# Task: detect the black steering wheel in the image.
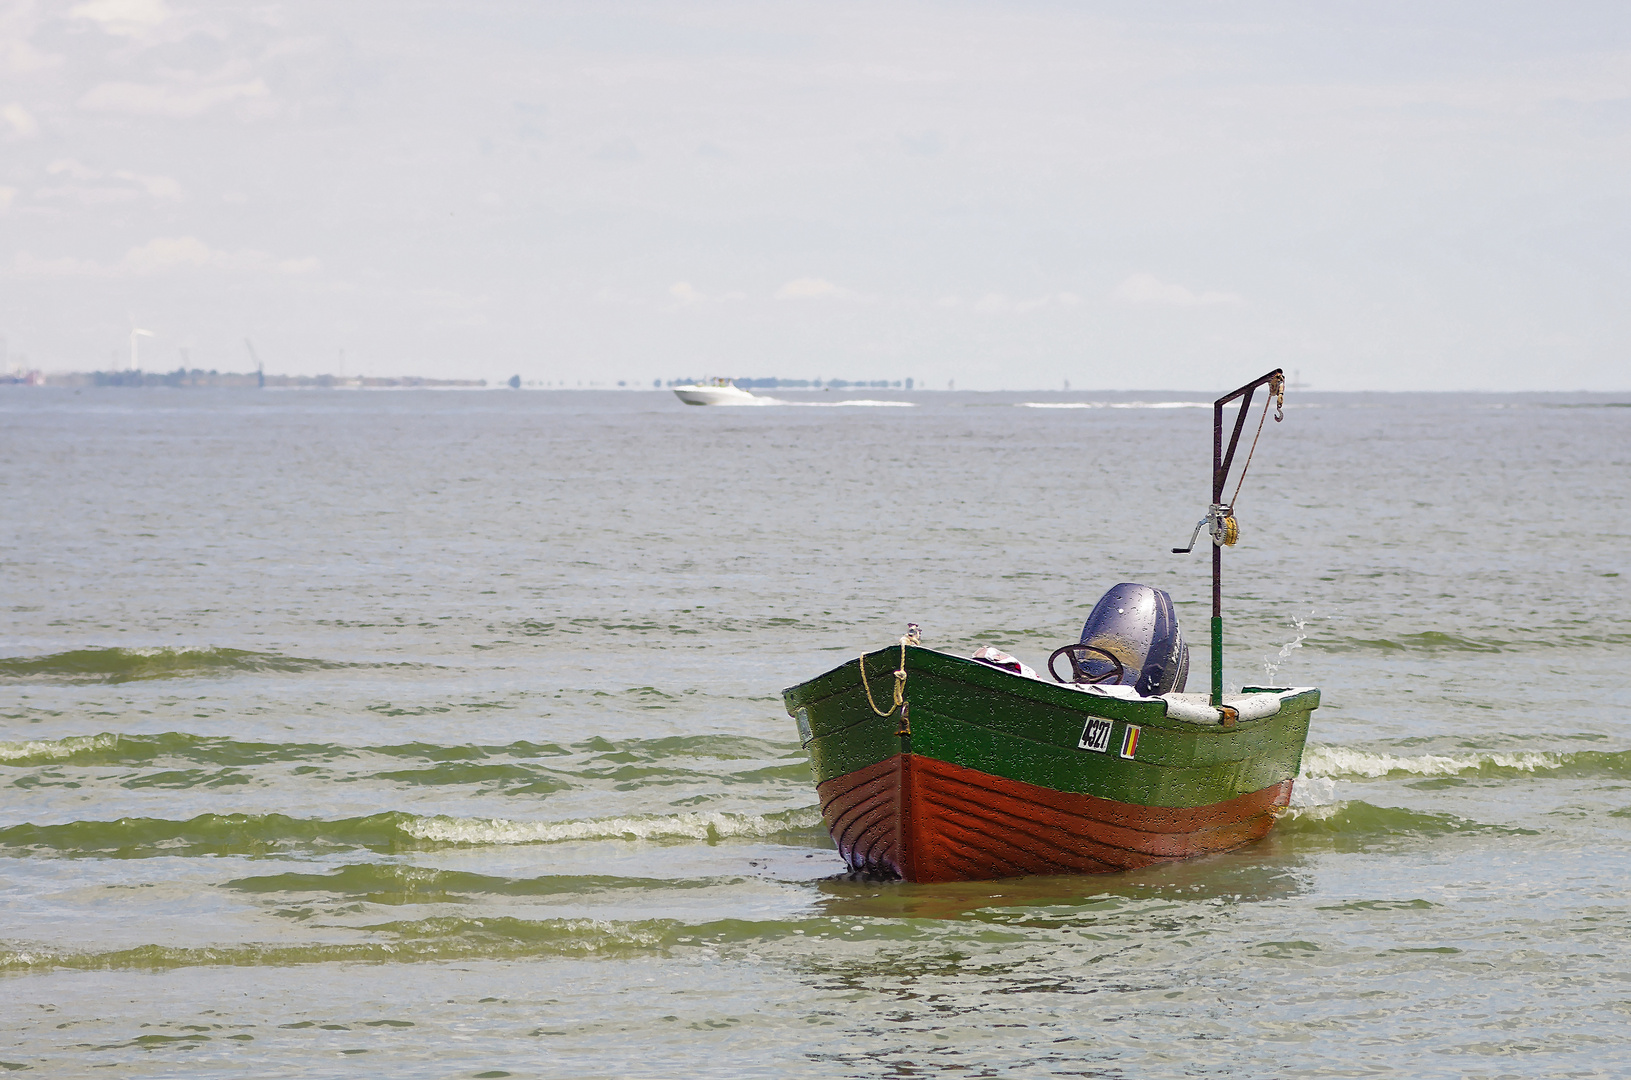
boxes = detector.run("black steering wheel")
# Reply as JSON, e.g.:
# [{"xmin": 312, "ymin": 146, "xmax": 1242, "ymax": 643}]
[{"xmin": 1048, "ymin": 643, "xmax": 1126, "ymax": 686}]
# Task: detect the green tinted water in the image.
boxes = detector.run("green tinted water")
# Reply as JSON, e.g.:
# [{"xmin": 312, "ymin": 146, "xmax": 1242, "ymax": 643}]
[{"xmin": 2, "ymin": 387, "xmax": 1628, "ymax": 1077}]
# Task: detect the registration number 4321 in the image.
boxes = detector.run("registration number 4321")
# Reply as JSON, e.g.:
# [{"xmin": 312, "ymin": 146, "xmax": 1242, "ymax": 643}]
[
  {"xmin": 1079, "ymin": 718, "xmax": 1141, "ymax": 760},
  {"xmin": 1077, "ymin": 718, "xmax": 1113, "ymax": 754}
]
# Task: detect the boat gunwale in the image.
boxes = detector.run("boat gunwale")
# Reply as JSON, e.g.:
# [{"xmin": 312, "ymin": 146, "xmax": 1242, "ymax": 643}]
[{"xmin": 783, "ymin": 645, "xmax": 1318, "ymax": 736}]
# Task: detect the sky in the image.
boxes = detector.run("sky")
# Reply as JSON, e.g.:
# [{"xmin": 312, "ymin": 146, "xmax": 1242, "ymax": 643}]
[{"xmin": 2, "ymin": 0, "xmax": 1628, "ymax": 390}]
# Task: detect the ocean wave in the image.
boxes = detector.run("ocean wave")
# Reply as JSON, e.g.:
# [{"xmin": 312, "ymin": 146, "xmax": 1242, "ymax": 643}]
[
  {"xmin": 0, "ymin": 732, "xmax": 127, "ymax": 764},
  {"xmin": 1321, "ymin": 631, "xmax": 1508, "ymax": 654},
  {"xmin": 1299, "ymin": 744, "xmax": 1631, "ymax": 780},
  {"xmin": 401, "ymin": 807, "xmax": 824, "ymax": 845},
  {"xmin": 1278, "ymin": 800, "xmax": 1537, "ymax": 841},
  {"xmin": 0, "ymin": 918, "xmax": 681, "ymax": 970},
  {"xmin": 1289, "ymin": 775, "xmax": 1339, "ymax": 806},
  {"xmin": 0, "ymin": 731, "xmax": 791, "ymax": 773},
  {"xmin": 0, "ymin": 731, "xmax": 359, "ymax": 768},
  {"xmin": 0, "ymin": 646, "xmax": 342, "ymax": 684},
  {"xmin": 0, "ymin": 913, "xmax": 897, "ymax": 971},
  {"xmin": 222, "ymin": 863, "xmax": 737, "ymax": 900},
  {"xmin": 0, "ymin": 807, "xmax": 827, "ymax": 858},
  {"xmin": 1325, "ymin": 630, "xmax": 1631, "ymax": 652}
]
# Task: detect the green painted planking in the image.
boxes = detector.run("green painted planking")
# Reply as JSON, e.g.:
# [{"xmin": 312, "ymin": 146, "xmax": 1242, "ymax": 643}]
[{"xmin": 787, "ymin": 646, "xmax": 1316, "ymax": 811}]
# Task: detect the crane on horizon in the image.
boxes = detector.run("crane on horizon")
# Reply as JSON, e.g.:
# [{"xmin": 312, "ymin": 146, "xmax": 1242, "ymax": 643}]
[{"xmin": 243, "ymin": 339, "xmax": 265, "ymax": 389}]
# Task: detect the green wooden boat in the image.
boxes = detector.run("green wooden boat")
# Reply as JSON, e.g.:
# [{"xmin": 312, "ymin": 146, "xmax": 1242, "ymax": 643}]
[{"xmin": 782, "ymin": 369, "xmax": 1317, "ymax": 882}]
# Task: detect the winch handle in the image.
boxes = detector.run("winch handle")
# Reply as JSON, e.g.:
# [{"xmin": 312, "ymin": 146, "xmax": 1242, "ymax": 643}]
[
  {"xmin": 1173, "ymin": 504, "xmax": 1238, "ymax": 553},
  {"xmin": 1172, "ymin": 517, "xmax": 1208, "ymax": 554}
]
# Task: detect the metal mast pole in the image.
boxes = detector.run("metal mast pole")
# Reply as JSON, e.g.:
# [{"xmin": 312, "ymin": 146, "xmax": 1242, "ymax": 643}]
[
  {"xmin": 1210, "ymin": 370, "xmax": 1282, "ymax": 705},
  {"xmin": 1173, "ymin": 369, "xmax": 1284, "ymax": 708},
  {"xmin": 1211, "ymin": 399, "xmax": 1225, "ymax": 707}
]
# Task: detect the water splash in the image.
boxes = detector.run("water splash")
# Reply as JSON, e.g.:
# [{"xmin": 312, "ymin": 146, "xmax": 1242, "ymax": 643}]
[{"xmin": 1263, "ymin": 609, "xmax": 1313, "ymax": 680}]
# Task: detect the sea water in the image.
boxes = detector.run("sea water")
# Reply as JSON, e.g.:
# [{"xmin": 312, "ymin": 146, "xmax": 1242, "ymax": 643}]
[{"xmin": 1, "ymin": 387, "xmax": 1627, "ymax": 1078}]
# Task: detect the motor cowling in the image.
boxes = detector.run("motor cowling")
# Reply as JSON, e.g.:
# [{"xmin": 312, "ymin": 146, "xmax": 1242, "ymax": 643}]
[{"xmin": 1077, "ymin": 583, "xmax": 1189, "ymax": 696}]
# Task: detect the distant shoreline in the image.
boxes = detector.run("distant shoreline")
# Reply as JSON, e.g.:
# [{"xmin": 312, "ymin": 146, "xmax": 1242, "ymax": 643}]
[
  {"xmin": 3, "ymin": 374, "xmax": 1627, "ymax": 397},
  {"xmin": 6, "ymin": 369, "xmax": 488, "ymax": 389}
]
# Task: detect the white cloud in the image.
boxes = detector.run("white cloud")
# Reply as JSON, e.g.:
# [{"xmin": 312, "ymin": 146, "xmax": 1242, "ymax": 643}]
[
  {"xmin": 6, "ymin": 236, "xmax": 317, "ymax": 278},
  {"xmin": 971, "ymin": 291, "xmax": 1083, "ymax": 315},
  {"xmin": 35, "ymin": 185, "xmax": 139, "ymax": 206},
  {"xmin": 111, "ymin": 170, "xmax": 182, "ymax": 199},
  {"xmin": 1111, "ymin": 273, "xmax": 1243, "ymax": 307},
  {"xmin": 117, "ymin": 236, "xmax": 312, "ymax": 275},
  {"xmin": 2, "ymin": 102, "xmax": 37, "ymax": 137},
  {"xmin": 37, "ymin": 161, "xmax": 182, "ymax": 203},
  {"xmin": 69, "ymin": 0, "xmax": 174, "ymax": 36},
  {"xmin": 8, "ymin": 252, "xmax": 101, "ymax": 277},
  {"xmin": 666, "ymin": 281, "xmax": 745, "ymax": 307},
  {"xmin": 0, "ymin": 4, "xmax": 62, "ymax": 76},
  {"xmin": 0, "ymin": 187, "xmax": 16, "ymax": 212},
  {"xmin": 79, "ymin": 79, "xmax": 270, "ymax": 118},
  {"xmin": 47, "ymin": 158, "xmax": 100, "ymax": 180},
  {"xmin": 776, "ymin": 276, "xmax": 846, "ymax": 299}
]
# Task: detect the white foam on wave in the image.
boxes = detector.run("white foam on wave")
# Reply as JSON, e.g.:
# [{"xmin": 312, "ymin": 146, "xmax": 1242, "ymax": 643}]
[
  {"xmin": 1283, "ymin": 800, "xmax": 1346, "ymax": 821},
  {"xmin": 1017, "ymin": 401, "xmax": 1210, "ymax": 410},
  {"xmin": 771, "ymin": 398, "xmax": 915, "ymax": 408},
  {"xmin": 1289, "ymin": 775, "xmax": 1340, "ymax": 807},
  {"xmin": 1300, "ymin": 745, "xmax": 1562, "ymax": 779},
  {"xmin": 400, "ymin": 807, "xmax": 825, "ymax": 846},
  {"xmin": 0, "ymin": 732, "xmax": 121, "ymax": 763}
]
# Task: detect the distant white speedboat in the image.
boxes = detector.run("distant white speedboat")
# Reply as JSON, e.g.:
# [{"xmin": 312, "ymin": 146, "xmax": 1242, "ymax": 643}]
[{"xmin": 672, "ymin": 379, "xmax": 761, "ymax": 406}]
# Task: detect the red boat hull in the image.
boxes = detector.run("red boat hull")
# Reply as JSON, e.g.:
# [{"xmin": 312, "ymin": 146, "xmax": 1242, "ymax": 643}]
[{"xmin": 817, "ymin": 753, "xmax": 1293, "ymax": 882}]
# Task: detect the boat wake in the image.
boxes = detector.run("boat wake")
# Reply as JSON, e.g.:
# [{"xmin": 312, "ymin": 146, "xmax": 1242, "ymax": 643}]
[{"xmin": 739, "ymin": 397, "xmax": 914, "ymax": 408}]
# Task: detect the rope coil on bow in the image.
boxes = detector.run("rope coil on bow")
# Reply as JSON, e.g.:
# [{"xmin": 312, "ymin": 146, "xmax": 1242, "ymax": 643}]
[{"xmin": 858, "ymin": 634, "xmax": 912, "ymax": 719}]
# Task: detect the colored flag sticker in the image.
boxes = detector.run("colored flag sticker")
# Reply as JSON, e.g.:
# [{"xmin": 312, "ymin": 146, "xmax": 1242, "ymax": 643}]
[
  {"xmin": 1119, "ymin": 724, "xmax": 1141, "ymax": 760},
  {"xmin": 1078, "ymin": 717, "xmax": 1113, "ymax": 753}
]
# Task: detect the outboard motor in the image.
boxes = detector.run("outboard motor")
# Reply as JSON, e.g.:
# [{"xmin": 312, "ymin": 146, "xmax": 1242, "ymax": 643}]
[{"xmin": 1052, "ymin": 583, "xmax": 1189, "ymax": 695}]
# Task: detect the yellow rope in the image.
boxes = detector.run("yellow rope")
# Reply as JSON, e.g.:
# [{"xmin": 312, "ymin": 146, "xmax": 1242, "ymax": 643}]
[
  {"xmin": 1229, "ymin": 373, "xmax": 1284, "ymax": 512},
  {"xmin": 858, "ymin": 637, "xmax": 909, "ymax": 718}
]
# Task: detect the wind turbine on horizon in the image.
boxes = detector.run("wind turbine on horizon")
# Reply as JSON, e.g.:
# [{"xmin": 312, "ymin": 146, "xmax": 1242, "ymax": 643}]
[{"xmin": 128, "ymin": 324, "xmax": 154, "ymax": 371}]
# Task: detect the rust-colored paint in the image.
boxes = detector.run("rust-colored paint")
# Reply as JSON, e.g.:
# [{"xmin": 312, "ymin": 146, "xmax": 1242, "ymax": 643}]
[{"xmin": 817, "ymin": 753, "xmax": 1293, "ymax": 883}]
